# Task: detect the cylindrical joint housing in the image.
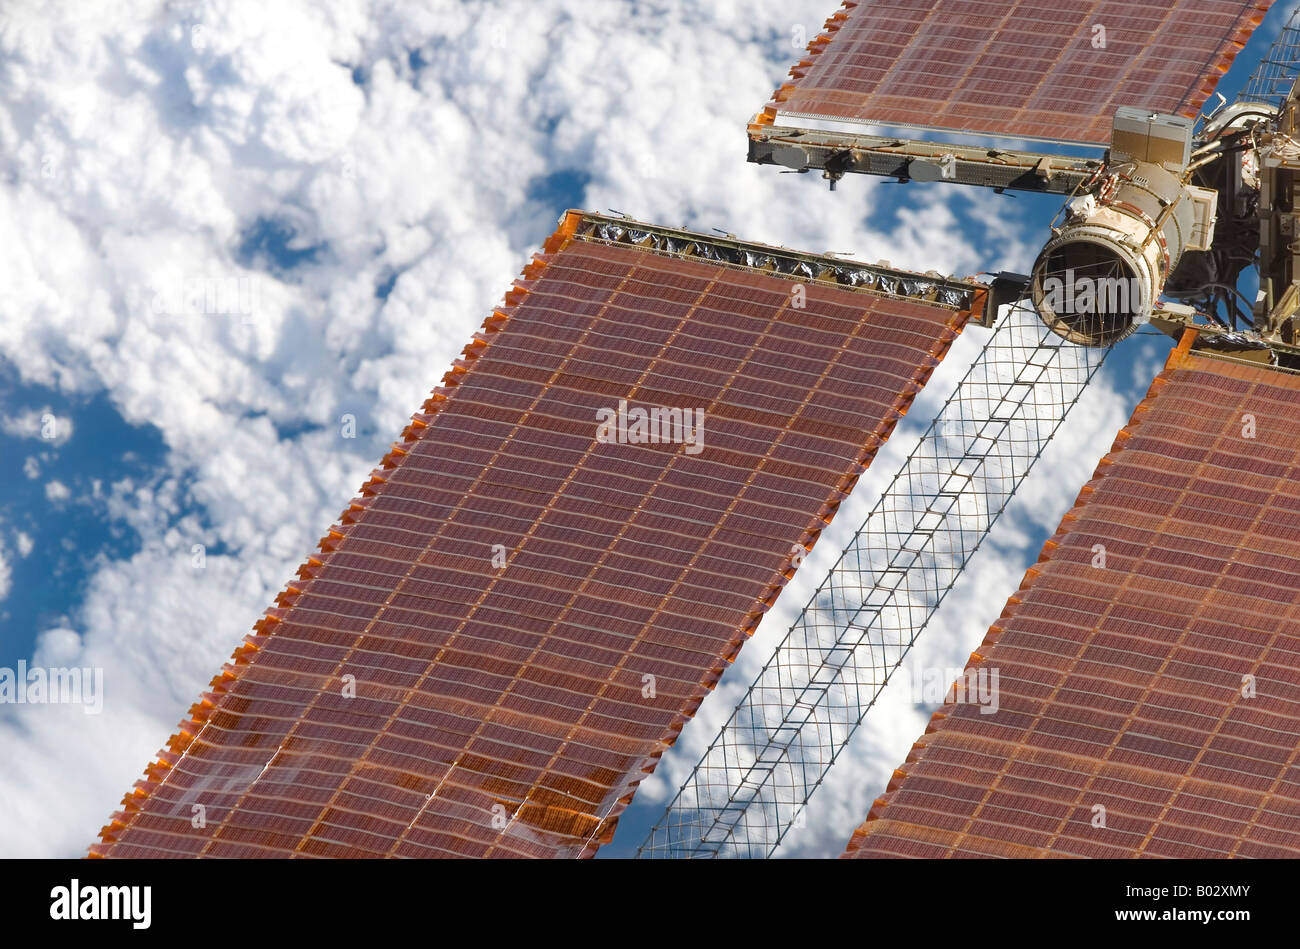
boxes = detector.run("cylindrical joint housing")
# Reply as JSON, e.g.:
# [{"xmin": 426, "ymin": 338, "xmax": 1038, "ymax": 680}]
[{"xmin": 1030, "ymin": 161, "xmax": 1201, "ymax": 346}]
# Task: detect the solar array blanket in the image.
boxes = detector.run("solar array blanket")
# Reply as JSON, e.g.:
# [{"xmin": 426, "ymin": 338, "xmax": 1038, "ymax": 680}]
[
  {"xmin": 93, "ymin": 212, "xmax": 984, "ymax": 858},
  {"xmin": 757, "ymin": 0, "xmax": 1272, "ymax": 146}
]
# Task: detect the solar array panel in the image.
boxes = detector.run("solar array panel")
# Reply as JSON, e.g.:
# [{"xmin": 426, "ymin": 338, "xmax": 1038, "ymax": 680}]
[
  {"xmin": 92, "ymin": 211, "xmax": 985, "ymax": 859},
  {"xmin": 758, "ymin": 0, "xmax": 1272, "ymax": 146},
  {"xmin": 844, "ymin": 339, "xmax": 1300, "ymax": 858}
]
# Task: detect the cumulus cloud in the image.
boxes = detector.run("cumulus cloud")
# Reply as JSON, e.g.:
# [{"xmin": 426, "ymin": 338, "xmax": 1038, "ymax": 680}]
[
  {"xmin": 43, "ymin": 480, "xmax": 71, "ymax": 504},
  {"xmin": 0, "ymin": 0, "xmax": 1100, "ymax": 859},
  {"xmin": 0, "ymin": 406, "xmax": 72, "ymax": 445}
]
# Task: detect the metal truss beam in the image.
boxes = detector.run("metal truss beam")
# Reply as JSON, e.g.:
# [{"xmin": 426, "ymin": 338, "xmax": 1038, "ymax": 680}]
[
  {"xmin": 572, "ymin": 212, "xmax": 989, "ymax": 317},
  {"xmin": 747, "ymin": 124, "xmax": 1101, "ymax": 194}
]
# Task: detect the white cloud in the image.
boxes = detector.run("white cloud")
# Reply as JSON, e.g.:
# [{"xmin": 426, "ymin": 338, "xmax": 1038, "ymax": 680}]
[
  {"xmin": 0, "ymin": 0, "xmax": 1087, "ymax": 859},
  {"xmin": 15, "ymin": 532, "xmax": 34, "ymax": 558},
  {"xmin": 0, "ymin": 407, "xmax": 72, "ymax": 445},
  {"xmin": 0, "ymin": 542, "xmax": 10, "ymax": 601},
  {"xmin": 43, "ymin": 479, "xmax": 71, "ymax": 504}
]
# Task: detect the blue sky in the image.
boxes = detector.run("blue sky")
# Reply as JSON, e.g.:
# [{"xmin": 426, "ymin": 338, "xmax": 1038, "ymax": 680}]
[{"xmin": 0, "ymin": 0, "xmax": 1290, "ymax": 858}]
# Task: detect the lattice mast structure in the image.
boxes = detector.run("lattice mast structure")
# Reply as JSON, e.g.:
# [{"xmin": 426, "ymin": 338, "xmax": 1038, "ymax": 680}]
[
  {"xmin": 1242, "ymin": 4, "xmax": 1300, "ymax": 106},
  {"xmin": 640, "ymin": 306, "xmax": 1108, "ymax": 857}
]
